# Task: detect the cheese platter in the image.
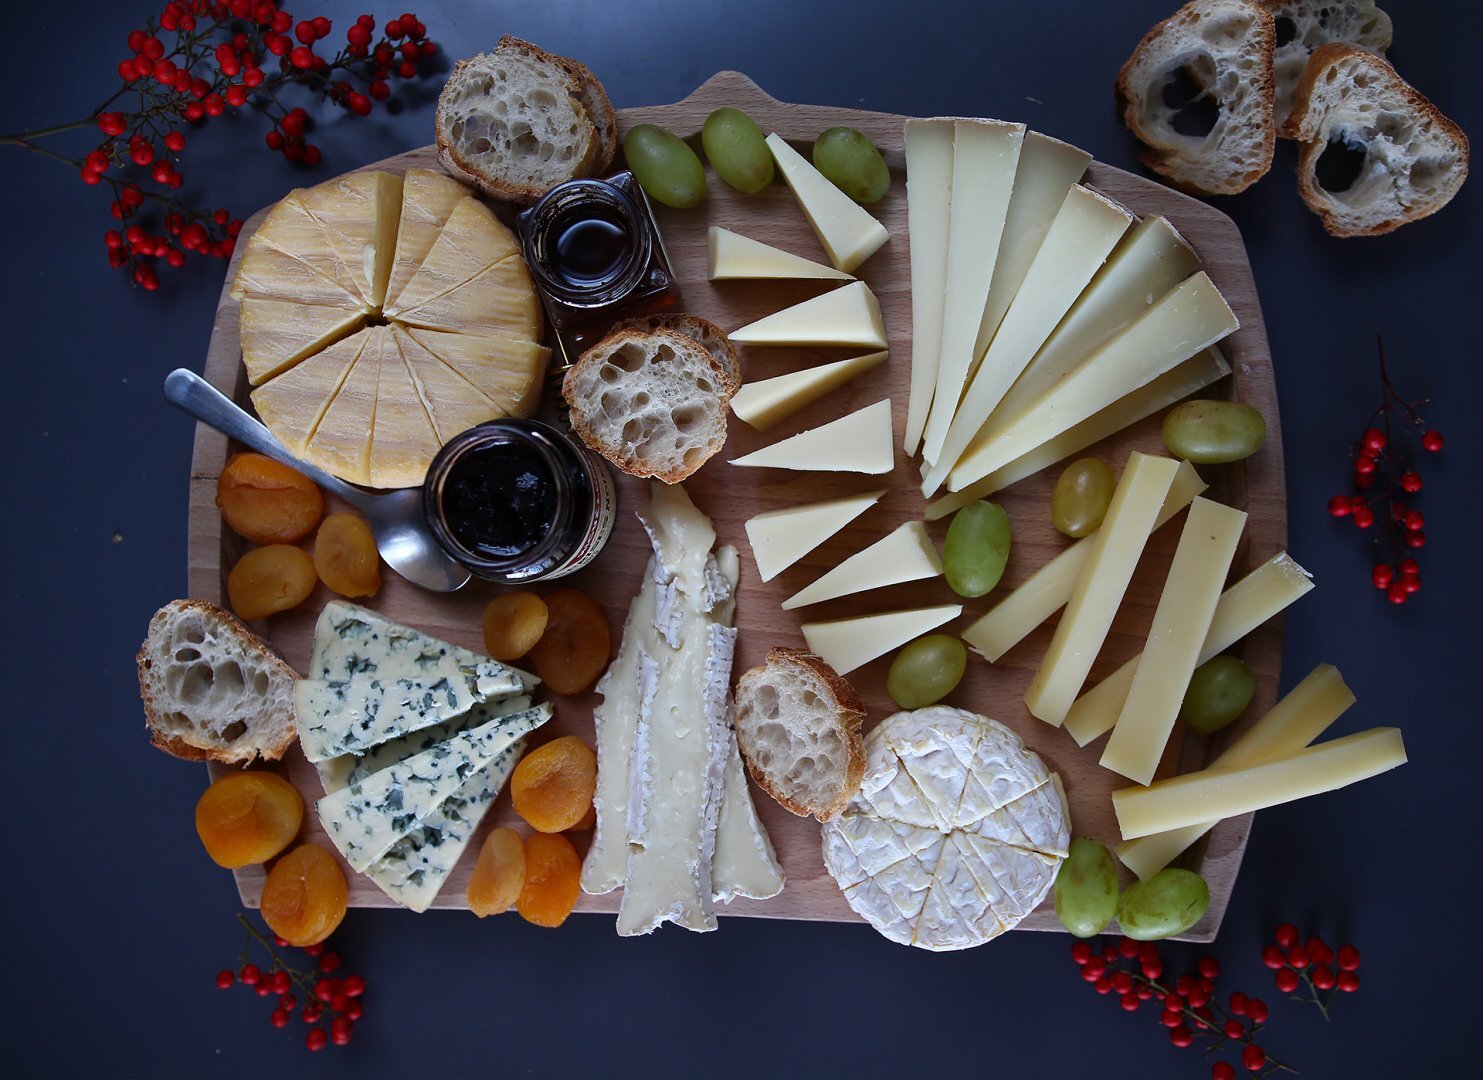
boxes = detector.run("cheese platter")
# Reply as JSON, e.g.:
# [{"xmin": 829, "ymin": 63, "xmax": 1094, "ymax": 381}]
[{"xmin": 183, "ymin": 68, "xmax": 1295, "ymax": 942}]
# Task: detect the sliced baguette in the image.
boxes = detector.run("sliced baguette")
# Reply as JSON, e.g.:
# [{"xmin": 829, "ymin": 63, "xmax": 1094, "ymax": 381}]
[
  {"xmin": 611, "ymin": 313, "xmax": 741, "ymax": 389},
  {"xmin": 560, "ymin": 54, "xmax": 618, "ymax": 175},
  {"xmin": 1262, "ymin": 1, "xmax": 1392, "ymax": 133},
  {"xmin": 1289, "ymin": 43, "xmax": 1470, "ymax": 236},
  {"xmin": 1116, "ymin": 0, "xmax": 1277, "ymax": 195},
  {"xmin": 136, "ymin": 600, "xmax": 298, "ymax": 764},
  {"xmin": 733, "ymin": 648, "xmax": 866, "ymax": 823},
  {"xmin": 563, "ymin": 327, "xmax": 731, "ymax": 483}
]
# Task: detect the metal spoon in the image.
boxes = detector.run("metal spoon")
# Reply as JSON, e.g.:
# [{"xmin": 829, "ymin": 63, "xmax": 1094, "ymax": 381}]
[{"xmin": 164, "ymin": 368, "xmax": 471, "ymax": 593}]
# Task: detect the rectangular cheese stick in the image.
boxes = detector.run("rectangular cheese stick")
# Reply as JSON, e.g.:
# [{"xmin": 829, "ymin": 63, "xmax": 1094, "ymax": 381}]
[
  {"xmin": 1100, "ymin": 498, "xmax": 1248, "ymax": 785},
  {"xmin": 1112, "ymin": 727, "xmax": 1407, "ymax": 840},
  {"xmin": 961, "ymin": 460, "xmax": 1205, "ymax": 662},
  {"xmin": 1116, "ymin": 665, "xmax": 1355, "ymax": 880},
  {"xmin": 1063, "ymin": 551, "xmax": 1315, "ymax": 746},
  {"xmin": 1024, "ymin": 452, "xmax": 1180, "ymax": 726},
  {"xmin": 902, "ymin": 118, "xmax": 955, "ymax": 455}
]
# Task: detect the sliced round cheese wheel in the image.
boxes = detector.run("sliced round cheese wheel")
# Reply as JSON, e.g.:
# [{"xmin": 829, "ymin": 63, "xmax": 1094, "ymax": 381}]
[{"xmin": 821, "ymin": 706, "xmax": 1069, "ymax": 951}]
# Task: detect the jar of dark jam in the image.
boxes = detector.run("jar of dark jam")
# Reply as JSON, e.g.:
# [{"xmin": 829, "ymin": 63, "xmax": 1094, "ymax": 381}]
[{"xmin": 421, "ymin": 419, "xmax": 617, "ymax": 583}]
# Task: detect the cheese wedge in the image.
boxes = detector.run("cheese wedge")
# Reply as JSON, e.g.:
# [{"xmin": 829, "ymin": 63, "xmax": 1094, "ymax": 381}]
[
  {"xmin": 1063, "ymin": 552, "xmax": 1315, "ymax": 746},
  {"xmin": 303, "ymin": 326, "xmax": 382, "ymax": 485},
  {"xmin": 804, "ymin": 604, "xmax": 962, "ymax": 675},
  {"xmin": 902, "ymin": 117, "xmax": 955, "ymax": 455},
  {"xmin": 382, "ymin": 197, "xmax": 521, "ymax": 317},
  {"xmin": 393, "ymin": 326, "xmax": 502, "ymax": 442},
  {"xmin": 765, "ymin": 133, "xmax": 889, "ymax": 272},
  {"xmin": 729, "ymin": 351, "xmax": 888, "ymax": 431},
  {"xmin": 369, "ymin": 330, "xmax": 443, "ymax": 488},
  {"xmin": 743, "ymin": 489, "xmax": 885, "ymax": 581},
  {"xmin": 231, "ymin": 227, "xmax": 365, "ymax": 307},
  {"xmin": 1116, "ymin": 664, "xmax": 1354, "ymax": 881},
  {"xmin": 920, "ymin": 119, "xmax": 1025, "ymax": 465},
  {"xmin": 707, "ymin": 226, "xmax": 853, "ymax": 280},
  {"xmin": 401, "ymin": 326, "xmax": 548, "ymax": 418},
  {"xmin": 924, "ymin": 184, "xmax": 1132, "ymax": 494},
  {"xmin": 1112, "ymin": 728, "xmax": 1407, "ymax": 841},
  {"xmin": 383, "ymin": 167, "xmax": 471, "ymax": 310},
  {"xmin": 960, "ymin": 460, "xmax": 1206, "ymax": 661},
  {"xmin": 783, "ymin": 521, "xmax": 943, "ymax": 609},
  {"xmin": 948, "ymin": 272, "xmax": 1238, "ymax": 491},
  {"xmin": 728, "ymin": 281, "xmax": 887, "ymax": 349},
  {"xmin": 972, "ymin": 131, "xmax": 1093, "ymax": 360},
  {"xmin": 1099, "ymin": 498, "xmax": 1248, "ymax": 785},
  {"xmin": 1024, "ymin": 453, "xmax": 1179, "ymax": 726},
  {"xmin": 392, "ymin": 253, "xmax": 541, "ymax": 341},
  {"xmin": 249, "ymin": 329, "xmax": 368, "ymax": 455},
  {"xmin": 712, "ymin": 724, "xmax": 787, "ymax": 903},
  {"xmin": 730, "ymin": 399, "xmax": 893, "ymax": 474},
  {"xmin": 239, "ymin": 299, "xmax": 366, "ymax": 386},
  {"xmin": 297, "ymin": 171, "xmax": 403, "ymax": 308}
]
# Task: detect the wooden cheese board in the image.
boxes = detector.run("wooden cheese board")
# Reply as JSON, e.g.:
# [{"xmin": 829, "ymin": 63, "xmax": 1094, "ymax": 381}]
[{"xmin": 190, "ymin": 71, "xmax": 1286, "ymax": 942}]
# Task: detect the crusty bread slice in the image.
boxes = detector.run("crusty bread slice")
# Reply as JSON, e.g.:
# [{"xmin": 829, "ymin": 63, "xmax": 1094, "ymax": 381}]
[
  {"xmin": 733, "ymin": 648, "xmax": 866, "ymax": 823},
  {"xmin": 1116, "ymin": 0, "xmax": 1277, "ymax": 195},
  {"xmin": 137, "ymin": 600, "xmax": 298, "ymax": 764},
  {"xmin": 436, "ymin": 36, "xmax": 601, "ymax": 203},
  {"xmin": 560, "ymin": 55, "xmax": 618, "ymax": 176},
  {"xmin": 1289, "ymin": 43, "xmax": 1470, "ymax": 236},
  {"xmin": 563, "ymin": 326, "xmax": 731, "ymax": 483},
  {"xmin": 611, "ymin": 313, "xmax": 741, "ymax": 391},
  {"xmin": 1262, "ymin": 1, "xmax": 1392, "ymax": 133}
]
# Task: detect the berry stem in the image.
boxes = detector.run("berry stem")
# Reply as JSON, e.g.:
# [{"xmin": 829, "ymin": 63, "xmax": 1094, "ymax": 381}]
[{"xmin": 235, "ymin": 914, "xmax": 322, "ymax": 999}]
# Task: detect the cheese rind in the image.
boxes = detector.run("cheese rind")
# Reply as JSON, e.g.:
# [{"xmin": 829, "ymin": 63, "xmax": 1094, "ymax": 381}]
[
  {"xmin": 728, "ymin": 281, "xmax": 888, "ymax": 349},
  {"xmin": 729, "ymin": 351, "xmax": 888, "ymax": 431},
  {"xmin": 729, "ymin": 399, "xmax": 894, "ymax": 474},
  {"xmin": 783, "ymin": 521, "xmax": 943, "ymax": 610},
  {"xmin": 803, "ymin": 604, "xmax": 962, "ymax": 675},
  {"xmin": 707, "ymin": 226, "xmax": 853, "ymax": 280},
  {"xmin": 902, "ymin": 118, "xmax": 956, "ymax": 455},
  {"xmin": 743, "ymin": 489, "xmax": 885, "ymax": 581},
  {"xmin": 765, "ymin": 133, "xmax": 889, "ymax": 272}
]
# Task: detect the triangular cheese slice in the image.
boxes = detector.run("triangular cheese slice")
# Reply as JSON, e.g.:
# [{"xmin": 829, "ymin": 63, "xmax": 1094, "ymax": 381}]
[
  {"xmin": 764, "ymin": 133, "xmax": 888, "ymax": 272},
  {"xmin": 728, "ymin": 281, "xmax": 887, "ymax": 349},
  {"xmin": 783, "ymin": 521, "xmax": 943, "ymax": 609},
  {"xmin": 297, "ymin": 171, "xmax": 404, "ymax": 308},
  {"xmin": 239, "ymin": 298, "xmax": 365, "ymax": 385},
  {"xmin": 231, "ymin": 228, "xmax": 365, "ymax": 308},
  {"xmin": 729, "ymin": 351, "xmax": 888, "ymax": 431},
  {"xmin": 392, "ymin": 254, "xmax": 541, "ymax": 341},
  {"xmin": 382, "ymin": 198, "xmax": 520, "ymax": 317},
  {"xmin": 743, "ymin": 489, "xmax": 884, "ymax": 581},
  {"xmin": 393, "ymin": 325, "xmax": 502, "ymax": 442},
  {"xmin": 730, "ymin": 399, "xmax": 894, "ymax": 474},
  {"xmin": 902, "ymin": 117, "xmax": 955, "ymax": 456},
  {"xmin": 250, "ymin": 328, "xmax": 369, "ymax": 455},
  {"xmin": 402, "ymin": 326, "xmax": 549, "ymax": 418},
  {"xmin": 801, "ymin": 604, "xmax": 962, "ymax": 674},
  {"xmin": 383, "ymin": 168, "xmax": 471, "ymax": 310},
  {"xmin": 304, "ymin": 326, "xmax": 382, "ymax": 485},
  {"xmin": 707, "ymin": 226, "xmax": 853, "ymax": 280},
  {"xmin": 369, "ymin": 331, "xmax": 443, "ymax": 488}
]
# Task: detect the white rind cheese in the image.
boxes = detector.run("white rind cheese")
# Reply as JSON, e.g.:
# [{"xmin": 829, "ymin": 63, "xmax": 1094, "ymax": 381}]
[
  {"xmin": 765, "ymin": 133, "xmax": 889, "ymax": 272},
  {"xmin": 902, "ymin": 117, "xmax": 955, "ymax": 455},
  {"xmin": 729, "ymin": 399, "xmax": 894, "ymax": 474},
  {"xmin": 783, "ymin": 521, "xmax": 943, "ymax": 610},
  {"xmin": 707, "ymin": 226, "xmax": 853, "ymax": 281},
  {"xmin": 803, "ymin": 604, "xmax": 962, "ymax": 675},
  {"xmin": 728, "ymin": 281, "xmax": 888, "ymax": 349},
  {"xmin": 730, "ymin": 351, "xmax": 888, "ymax": 432},
  {"xmin": 743, "ymin": 490, "xmax": 884, "ymax": 582}
]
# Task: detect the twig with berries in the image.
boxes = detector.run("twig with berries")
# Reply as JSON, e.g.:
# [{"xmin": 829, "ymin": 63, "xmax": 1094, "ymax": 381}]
[
  {"xmin": 1260, "ymin": 923, "xmax": 1361, "ymax": 1024},
  {"xmin": 0, "ymin": 0, "xmax": 439, "ymax": 291},
  {"xmin": 215, "ymin": 913, "xmax": 367, "ymax": 1052},
  {"xmin": 1326, "ymin": 334, "xmax": 1443, "ymax": 605}
]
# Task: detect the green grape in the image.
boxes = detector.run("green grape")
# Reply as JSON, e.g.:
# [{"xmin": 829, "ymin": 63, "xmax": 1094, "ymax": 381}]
[
  {"xmin": 1115, "ymin": 868, "xmax": 1210, "ymax": 940},
  {"xmin": 1053, "ymin": 838, "xmax": 1119, "ymax": 938},
  {"xmin": 1051, "ymin": 457, "xmax": 1115, "ymax": 538},
  {"xmin": 887, "ymin": 635, "xmax": 967, "ymax": 709},
  {"xmin": 623, "ymin": 124, "xmax": 706, "ymax": 208},
  {"xmin": 701, "ymin": 108, "xmax": 773, "ymax": 194},
  {"xmin": 943, "ymin": 501, "xmax": 1011, "ymax": 598},
  {"xmin": 1161, "ymin": 400, "xmax": 1267, "ymax": 464},
  {"xmin": 812, "ymin": 126, "xmax": 891, "ymax": 204},
  {"xmin": 1180, "ymin": 655, "xmax": 1255, "ymax": 734}
]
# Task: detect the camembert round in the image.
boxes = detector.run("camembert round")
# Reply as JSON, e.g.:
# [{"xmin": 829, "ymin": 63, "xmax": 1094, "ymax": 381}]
[{"xmin": 821, "ymin": 706, "xmax": 1069, "ymax": 951}]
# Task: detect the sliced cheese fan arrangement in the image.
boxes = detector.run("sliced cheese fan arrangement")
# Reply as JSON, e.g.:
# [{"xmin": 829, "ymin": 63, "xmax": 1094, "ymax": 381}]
[{"xmin": 154, "ymin": 30, "xmax": 1415, "ymax": 953}]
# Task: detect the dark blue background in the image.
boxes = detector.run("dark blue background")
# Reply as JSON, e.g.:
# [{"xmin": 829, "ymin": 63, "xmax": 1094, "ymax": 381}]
[{"xmin": 4, "ymin": 1, "xmax": 1478, "ymax": 1076}]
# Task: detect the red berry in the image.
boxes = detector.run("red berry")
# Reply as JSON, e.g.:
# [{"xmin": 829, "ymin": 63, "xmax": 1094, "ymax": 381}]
[
  {"xmin": 1328, "ymin": 495, "xmax": 1353, "ymax": 517},
  {"xmin": 1287, "ymin": 945, "xmax": 1309, "ymax": 969},
  {"xmin": 1337, "ymin": 944, "xmax": 1361, "ymax": 971},
  {"xmin": 184, "ymin": 102, "xmax": 205, "ymax": 121},
  {"xmin": 1213, "ymin": 1064, "xmax": 1236, "ymax": 1080},
  {"xmin": 1246, "ymin": 998, "xmax": 1269, "ymax": 1024},
  {"xmin": 314, "ymin": 978, "xmax": 334, "ymax": 1003},
  {"xmin": 1224, "ymin": 1019, "xmax": 1243, "ymax": 1039},
  {"xmin": 240, "ymin": 964, "xmax": 260, "ymax": 986},
  {"xmin": 1084, "ymin": 957, "xmax": 1107, "ymax": 979},
  {"xmin": 1354, "ymin": 455, "xmax": 1376, "ymax": 475},
  {"xmin": 1176, "ymin": 975, "xmax": 1194, "ymax": 996},
  {"xmin": 306, "ymin": 1028, "xmax": 329, "ymax": 1052},
  {"xmin": 1388, "ymin": 582, "xmax": 1408, "ymax": 604},
  {"xmin": 330, "ymin": 993, "xmax": 350, "ymax": 1013},
  {"xmin": 265, "ymin": 130, "xmax": 283, "ymax": 150},
  {"xmin": 1352, "ymin": 506, "xmax": 1376, "ymax": 528},
  {"xmin": 164, "ymin": 131, "xmax": 186, "ymax": 153},
  {"xmin": 1170, "ymin": 1025, "xmax": 1194, "ymax": 1049},
  {"xmin": 1354, "ymin": 472, "xmax": 1374, "ymax": 489},
  {"xmin": 368, "ymin": 79, "xmax": 390, "ymax": 101},
  {"xmin": 1198, "ymin": 956, "xmax": 1220, "ymax": 980},
  {"xmin": 244, "ymin": 67, "xmax": 265, "ymax": 87},
  {"xmin": 348, "ymin": 23, "xmax": 371, "ymax": 46},
  {"xmin": 1228, "ymin": 991, "xmax": 1247, "ymax": 1016},
  {"xmin": 1110, "ymin": 971, "xmax": 1132, "ymax": 994},
  {"xmin": 399, "ymin": 60, "xmax": 418, "ymax": 79},
  {"xmin": 347, "ymin": 93, "xmax": 372, "ymax": 116},
  {"xmin": 272, "ymin": 10, "xmax": 293, "ymax": 33},
  {"xmin": 1308, "ymin": 937, "xmax": 1334, "ymax": 966},
  {"xmin": 1362, "ymin": 427, "xmax": 1386, "ymax": 451},
  {"xmin": 290, "ymin": 46, "xmax": 314, "ymax": 69},
  {"xmin": 1094, "ymin": 975, "xmax": 1112, "ymax": 995},
  {"xmin": 1242, "ymin": 1045, "xmax": 1266, "ymax": 1072},
  {"xmin": 1401, "ymin": 471, "xmax": 1423, "ymax": 493},
  {"xmin": 346, "ymin": 1001, "xmax": 363, "ymax": 1021},
  {"xmin": 274, "ymin": 971, "xmax": 292, "ymax": 994},
  {"xmin": 1311, "ymin": 965, "xmax": 1336, "ymax": 990},
  {"xmin": 1186, "ymin": 986, "xmax": 1209, "ymax": 1009},
  {"xmin": 1403, "ymin": 510, "xmax": 1425, "ymax": 531},
  {"xmin": 320, "ymin": 951, "xmax": 344, "ymax": 974},
  {"xmin": 216, "ymin": 969, "xmax": 235, "ymax": 989},
  {"xmin": 1120, "ymin": 992, "xmax": 1139, "ymax": 1012},
  {"xmin": 1422, "ymin": 430, "xmax": 1444, "ymax": 452},
  {"xmin": 128, "ymin": 29, "xmax": 147, "ymax": 51},
  {"xmin": 281, "ymin": 112, "xmax": 305, "ymax": 137},
  {"xmin": 1261, "ymin": 945, "xmax": 1286, "ymax": 968},
  {"xmin": 1163, "ymin": 992, "xmax": 1184, "ymax": 1010},
  {"xmin": 420, "ymin": 40, "xmax": 436, "ymax": 57},
  {"xmin": 1071, "ymin": 941, "xmax": 1092, "ymax": 965},
  {"xmin": 386, "ymin": 17, "xmax": 404, "ymax": 37},
  {"xmin": 302, "ymin": 1004, "xmax": 322, "ymax": 1024},
  {"xmin": 296, "ymin": 20, "xmax": 317, "ymax": 44},
  {"xmin": 1275, "ymin": 968, "xmax": 1300, "ymax": 993},
  {"xmin": 1136, "ymin": 985, "xmax": 1153, "ymax": 1000},
  {"xmin": 1405, "ymin": 531, "xmax": 1426, "ymax": 549},
  {"xmin": 1140, "ymin": 958, "xmax": 1163, "ymax": 980},
  {"xmin": 1161, "ymin": 1009, "xmax": 1183, "ymax": 1028},
  {"xmin": 1372, "ymin": 564, "xmax": 1393, "ymax": 589},
  {"xmin": 1338, "ymin": 971, "xmax": 1360, "ymax": 993},
  {"xmin": 279, "ymin": 993, "xmax": 297, "ymax": 1011},
  {"xmin": 271, "ymin": 1008, "xmax": 290, "ymax": 1028}
]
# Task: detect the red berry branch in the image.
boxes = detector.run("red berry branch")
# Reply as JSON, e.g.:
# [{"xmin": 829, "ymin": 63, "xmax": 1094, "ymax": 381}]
[
  {"xmin": 0, "ymin": 1, "xmax": 438, "ymax": 291},
  {"xmin": 217, "ymin": 913, "xmax": 368, "ymax": 1051},
  {"xmin": 1260, "ymin": 922, "xmax": 1361, "ymax": 1023},
  {"xmin": 1326, "ymin": 334, "xmax": 1442, "ymax": 605}
]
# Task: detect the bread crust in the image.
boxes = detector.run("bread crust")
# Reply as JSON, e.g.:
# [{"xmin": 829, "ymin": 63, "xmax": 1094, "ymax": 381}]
[
  {"xmin": 610, "ymin": 313, "xmax": 741, "ymax": 393},
  {"xmin": 1260, "ymin": 0, "xmax": 1394, "ymax": 135},
  {"xmin": 560, "ymin": 55, "xmax": 618, "ymax": 175}
]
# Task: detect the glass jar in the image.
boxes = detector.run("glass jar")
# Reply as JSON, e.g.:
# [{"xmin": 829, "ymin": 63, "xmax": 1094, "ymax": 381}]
[{"xmin": 421, "ymin": 419, "xmax": 617, "ymax": 583}]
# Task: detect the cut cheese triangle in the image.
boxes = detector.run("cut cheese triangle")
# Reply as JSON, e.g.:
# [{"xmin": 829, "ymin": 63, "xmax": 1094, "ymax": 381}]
[
  {"xmin": 382, "ymin": 197, "xmax": 520, "ymax": 317},
  {"xmin": 369, "ymin": 329, "xmax": 443, "ymax": 488},
  {"xmin": 231, "ymin": 228, "xmax": 365, "ymax": 308},
  {"xmin": 765, "ymin": 133, "xmax": 888, "ymax": 272},
  {"xmin": 729, "ymin": 350, "xmax": 888, "ymax": 431},
  {"xmin": 803, "ymin": 604, "xmax": 963, "ymax": 674},
  {"xmin": 783, "ymin": 521, "xmax": 943, "ymax": 609},
  {"xmin": 743, "ymin": 490, "xmax": 885, "ymax": 581},
  {"xmin": 239, "ymin": 298, "xmax": 365, "ymax": 386},
  {"xmin": 902, "ymin": 118, "xmax": 955, "ymax": 456},
  {"xmin": 383, "ymin": 168, "xmax": 471, "ymax": 309},
  {"xmin": 304, "ymin": 326, "xmax": 382, "ymax": 485},
  {"xmin": 707, "ymin": 226, "xmax": 853, "ymax": 280},
  {"xmin": 729, "ymin": 281, "xmax": 887, "ymax": 349},
  {"xmin": 392, "ymin": 253, "xmax": 541, "ymax": 341},
  {"xmin": 402, "ymin": 326, "xmax": 549, "ymax": 418},
  {"xmin": 250, "ymin": 328, "xmax": 369, "ymax": 456},
  {"xmin": 392, "ymin": 325, "xmax": 501, "ymax": 442},
  {"xmin": 297, "ymin": 171, "xmax": 403, "ymax": 308},
  {"xmin": 730, "ymin": 399, "xmax": 894, "ymax": 474}
]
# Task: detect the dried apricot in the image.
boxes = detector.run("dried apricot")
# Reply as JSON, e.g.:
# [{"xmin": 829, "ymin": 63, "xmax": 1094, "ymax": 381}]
[
  {"xmin": 216, "ymin": 453, "xmax": 324, "ymax": 544},
  {"xmin": 571, "ymin": 804, "xmax": 596, "ymax": 831},
  {"xmin": 227, "ymin": 544, "xmax": 317, "ymax": 620},
  {"xmin": 526, "ymin": 589, "xmax": 610, "ymax": 694},
  {"xmin": 482, "ymin": 592, "xmax": 548, "ymax": 661},
  {"xmin": 195, "ymin": 771, "xmax": 304, "ymax": 868},
  {"xmin": 260, "ymin": 843, "xmax": 348, "ymax": 947},
  {"xmin": 466, "ymin": 827, "xmax": 525, "ymax": 917},
  {"xmin": 313, "ymin": 513, "xmax": 381, "ymax": 598},
  {"xmin": 515, "ymin": 832, "xmax": 581, "ymax": 928},
  {"xmin": 511, "ymin": 736, "xmax": 598, "ymax": 833}
]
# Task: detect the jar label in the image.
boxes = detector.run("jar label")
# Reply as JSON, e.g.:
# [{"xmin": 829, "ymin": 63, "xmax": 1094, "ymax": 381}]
[{"xmin": 544, "ymin": 446, "xmax": 618, "ymax": 579}]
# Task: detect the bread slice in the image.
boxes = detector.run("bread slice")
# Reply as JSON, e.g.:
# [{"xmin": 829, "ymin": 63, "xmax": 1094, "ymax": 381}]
[
  {"xmin": 563, "ymin": 327, "xmax": 731, "ymax": 483},
  {"xmin": 436, "ymin": 36, "xmax": 601, "ymax": 203},
  {"xmin": 733, "ymin": 648, "xmax": 866, "ymax": 823},
  {"xmin": 560, "ymin": 55, "xmax": 618, "ymax": 176},
  {"xmin": 611, "ymin": 313, "xmax": 741, "ymax": 391},
  {"xmin": 1116, "ymin": 0, "xmax": 1277, "ymax": 195},
  {"xmin": 1262, "ymin": 1, "xmax": 1392, "ymax": 133},
  {"xmin": 1289, "ymin": 43, "xmax": 1470, "ymax": 236},
  {"xmin": 137, "ymin": 600, "xmax": 298, "ymax": 764}
]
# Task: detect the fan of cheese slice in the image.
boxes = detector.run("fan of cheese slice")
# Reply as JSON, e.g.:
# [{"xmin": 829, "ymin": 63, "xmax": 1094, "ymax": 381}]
[
  {"xmin": 232, "ymin": 168, "xmax": 550, "ymax": 488},
  {"xmin": 821, "ymin": 706, "xmax": 1069, "ymax": 951}
]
